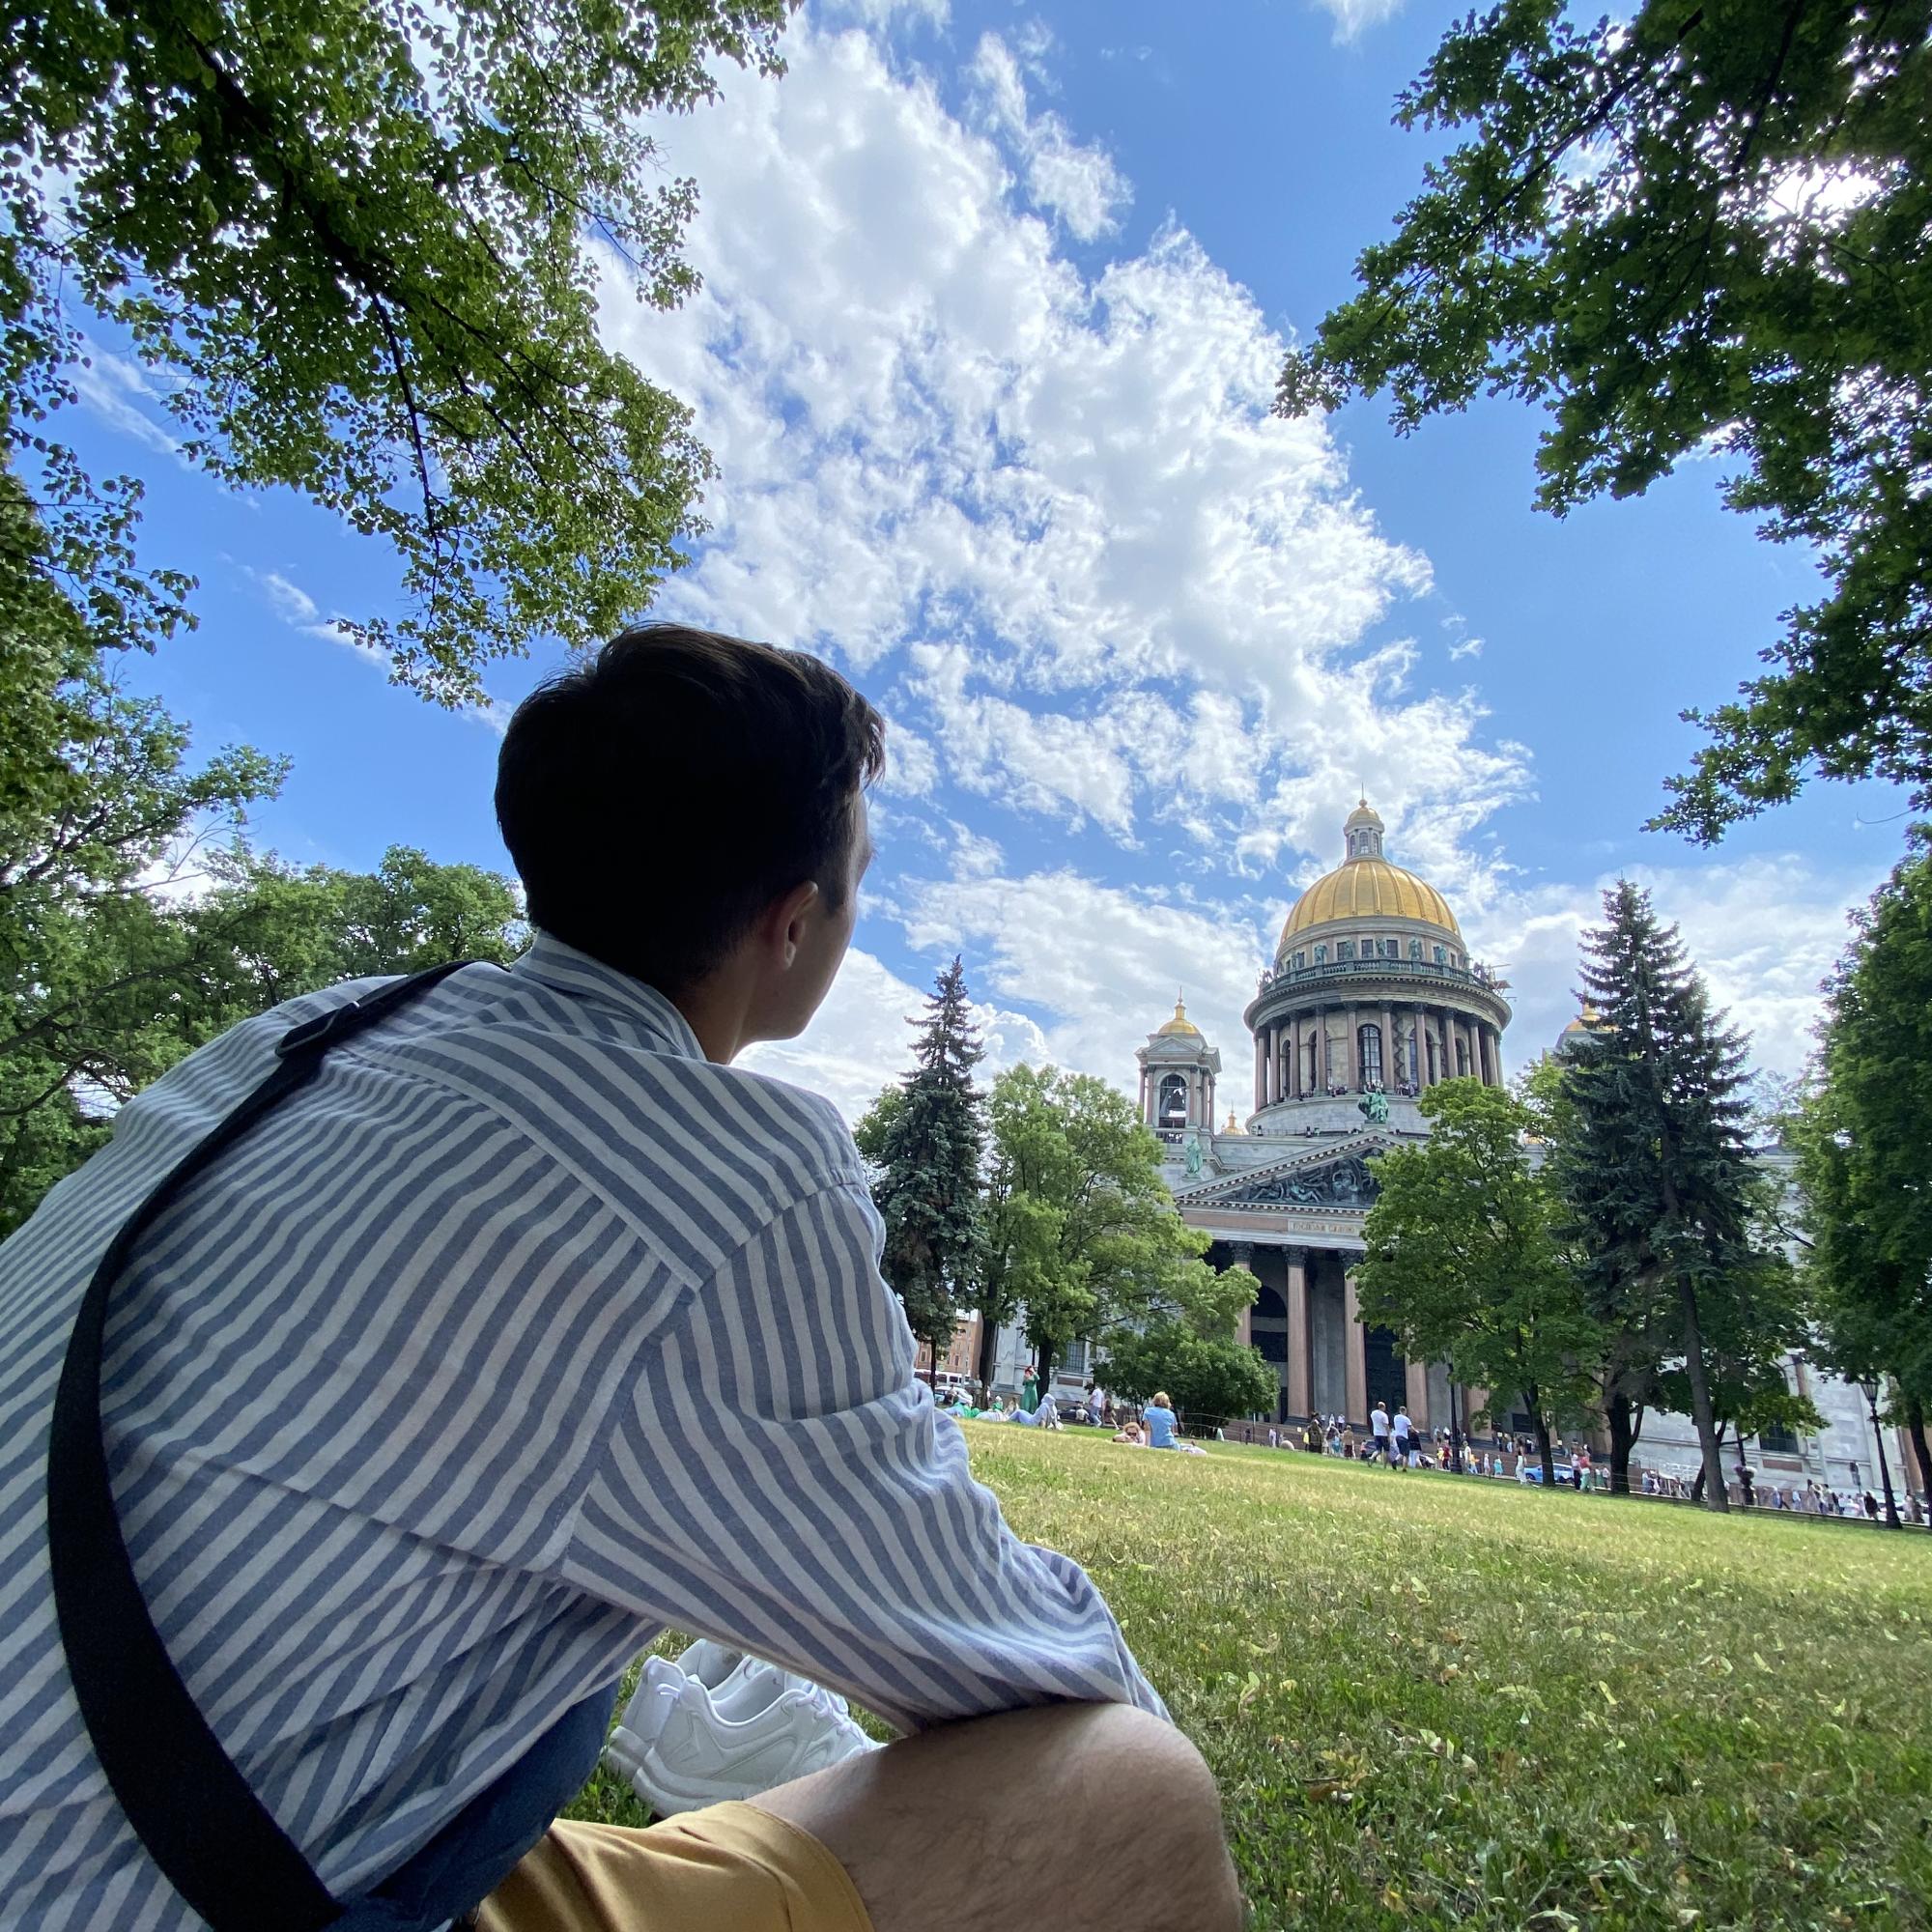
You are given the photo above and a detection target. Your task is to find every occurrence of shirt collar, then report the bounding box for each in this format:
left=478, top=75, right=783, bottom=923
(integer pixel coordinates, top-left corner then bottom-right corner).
left=509, top=930, right=708, bottom=1062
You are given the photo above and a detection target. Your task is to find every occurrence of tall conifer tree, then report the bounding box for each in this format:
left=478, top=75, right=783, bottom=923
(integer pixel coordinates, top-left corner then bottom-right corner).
left=866, top=957, right=986, bottom=1384
left=1554, top=882, right=1778, bottom=1510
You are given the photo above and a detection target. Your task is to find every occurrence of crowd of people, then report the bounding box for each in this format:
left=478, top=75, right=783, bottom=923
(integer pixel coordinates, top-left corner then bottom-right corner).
left=933, top=1380, right=1931, bottom=1522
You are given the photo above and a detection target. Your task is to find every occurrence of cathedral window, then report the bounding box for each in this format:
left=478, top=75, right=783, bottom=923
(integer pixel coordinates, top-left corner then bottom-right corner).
left=1157, top=1073, right=1188, bottom=1128
left=1336, top=940, right=1354, bottom=961
left=1294, top=951, right=1306, bottom=969
left=1357, top=1023, right=1383, bottom=1089
left=1433, top=944, right=1446, bottom=963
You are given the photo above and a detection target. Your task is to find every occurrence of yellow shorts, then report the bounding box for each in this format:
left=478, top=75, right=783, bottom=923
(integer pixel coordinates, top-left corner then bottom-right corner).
left=471, top=1803, right=873, bottom=1932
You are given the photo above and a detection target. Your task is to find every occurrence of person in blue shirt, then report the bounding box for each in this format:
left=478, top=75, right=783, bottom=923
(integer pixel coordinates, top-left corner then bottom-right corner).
left=1144, top=1394, right=1179, bottom=1449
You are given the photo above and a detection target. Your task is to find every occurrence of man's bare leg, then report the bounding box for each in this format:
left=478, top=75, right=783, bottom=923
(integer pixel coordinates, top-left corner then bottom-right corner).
left=753, top=1702, right=1242, bottom=1932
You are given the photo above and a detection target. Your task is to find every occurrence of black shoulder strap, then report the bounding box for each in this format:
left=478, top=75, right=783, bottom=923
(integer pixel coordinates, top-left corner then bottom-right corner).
left=46, top=962, right=477, bottom=1932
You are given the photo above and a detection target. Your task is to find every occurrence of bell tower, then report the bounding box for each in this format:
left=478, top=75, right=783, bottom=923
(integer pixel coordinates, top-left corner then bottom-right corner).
left=1135, top=995, right=1221, bottom=1136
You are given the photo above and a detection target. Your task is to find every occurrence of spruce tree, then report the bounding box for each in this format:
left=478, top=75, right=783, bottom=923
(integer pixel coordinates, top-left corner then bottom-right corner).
left=866, top=957, right=986, bottom=1386
left=1554, top=881, right=1779, bottom=1510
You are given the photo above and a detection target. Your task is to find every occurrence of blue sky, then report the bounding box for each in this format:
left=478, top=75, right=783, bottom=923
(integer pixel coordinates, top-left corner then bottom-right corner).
left=87, top=0, right=1908, bottom=1120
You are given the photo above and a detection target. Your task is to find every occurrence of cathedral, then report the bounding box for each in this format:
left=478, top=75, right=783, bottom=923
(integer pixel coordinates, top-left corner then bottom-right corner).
left=1134, top=799, right=1504, bottom=1431
left=1133, top=801, right=1918, bottom=1501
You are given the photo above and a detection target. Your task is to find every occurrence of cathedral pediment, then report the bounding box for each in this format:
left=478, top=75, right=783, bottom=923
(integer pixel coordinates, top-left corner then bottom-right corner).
left=1179, top=1134, right=1394, bottom=1211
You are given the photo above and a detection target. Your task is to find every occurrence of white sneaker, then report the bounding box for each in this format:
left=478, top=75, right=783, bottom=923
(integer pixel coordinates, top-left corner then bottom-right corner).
left=605, top=1652, right=879, bottom=1816
left=670, top=1639, right=855, bottom=1719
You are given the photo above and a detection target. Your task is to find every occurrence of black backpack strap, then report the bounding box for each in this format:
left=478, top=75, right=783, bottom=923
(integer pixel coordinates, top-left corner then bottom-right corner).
left=47, top=962, right=477, bottom=1932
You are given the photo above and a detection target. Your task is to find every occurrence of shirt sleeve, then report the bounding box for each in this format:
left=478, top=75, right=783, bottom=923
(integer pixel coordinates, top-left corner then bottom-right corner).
left=561, top=1179, right=1169, bottom=1734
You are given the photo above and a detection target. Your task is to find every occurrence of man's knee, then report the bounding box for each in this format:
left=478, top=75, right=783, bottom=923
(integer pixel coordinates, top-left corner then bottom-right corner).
left=1041, top=1706, right=1238, bottom=1919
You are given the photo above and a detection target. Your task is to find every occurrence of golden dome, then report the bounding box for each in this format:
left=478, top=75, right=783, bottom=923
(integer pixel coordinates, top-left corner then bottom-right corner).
left=1155, top=995, right=1202, bottom=1037
left=1561, top=1001, right=1603, bottom=1037
left=1279, top=859, right=1462, bottom=948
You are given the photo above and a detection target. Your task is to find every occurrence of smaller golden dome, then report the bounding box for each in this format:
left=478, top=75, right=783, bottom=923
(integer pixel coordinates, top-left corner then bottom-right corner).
left=1224, top=1109, right=1240, bottom=1134
left=1561, top=1001, right=1603, bottom=1037
left=1155, top=994, right=1202, bottom=1038
left=1345, top=795, right=1384, bottom=831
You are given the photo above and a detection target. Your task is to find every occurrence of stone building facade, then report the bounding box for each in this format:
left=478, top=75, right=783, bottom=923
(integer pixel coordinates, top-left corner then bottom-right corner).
left=1133, top=801, right=1506, bottom=1434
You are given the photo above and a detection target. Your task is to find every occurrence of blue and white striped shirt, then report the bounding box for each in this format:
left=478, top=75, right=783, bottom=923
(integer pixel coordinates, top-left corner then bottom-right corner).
left=0, top=935, right=1164, bottom=1928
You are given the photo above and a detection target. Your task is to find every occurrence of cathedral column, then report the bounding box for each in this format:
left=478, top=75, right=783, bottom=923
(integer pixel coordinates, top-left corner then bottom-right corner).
left=1378, top=1001, right=1394, bottom=1089
left=1343, top=1268, right=1369, bottom=1423
left=1138, top=1065, right=1148, bottom=1122
left=1490, top=1024, right=1505, bottom=1088
left=1253, top=1032, right=1265, bottom=1111
left=1229, top=1241, right=1256, bottom=1349
left=1285, top=1246, right=1312, bottom=1419
left=1272, top=1023, right=1286, bottom=1104
left=1406, top=1356, right=1430, bottom=1431
left=1345, top=1006, right=1360, bottom=1092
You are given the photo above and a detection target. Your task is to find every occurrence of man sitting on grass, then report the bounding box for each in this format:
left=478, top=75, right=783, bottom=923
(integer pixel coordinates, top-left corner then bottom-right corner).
left=0, top=626, right=1240, bottom=1932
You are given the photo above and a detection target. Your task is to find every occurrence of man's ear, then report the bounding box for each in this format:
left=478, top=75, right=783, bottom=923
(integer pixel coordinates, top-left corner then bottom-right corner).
left=770, top=879, right=821, bottom=966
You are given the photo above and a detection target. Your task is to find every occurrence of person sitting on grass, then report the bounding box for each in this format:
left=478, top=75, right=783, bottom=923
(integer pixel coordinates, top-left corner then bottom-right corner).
left=1113, top=1420, right=1146, bottom=1446
left=1144, top=1393, right=1180, bottom=1449
left=0, top=625, right=1240, bottom=1932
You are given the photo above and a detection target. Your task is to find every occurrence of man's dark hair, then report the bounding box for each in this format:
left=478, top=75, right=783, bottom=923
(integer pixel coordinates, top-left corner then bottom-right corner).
left=497, top=624, right=885, bottom=992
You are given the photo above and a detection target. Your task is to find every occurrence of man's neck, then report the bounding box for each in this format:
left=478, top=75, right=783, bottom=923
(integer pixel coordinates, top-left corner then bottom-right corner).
left=667, top=977, right=753, bottom=1064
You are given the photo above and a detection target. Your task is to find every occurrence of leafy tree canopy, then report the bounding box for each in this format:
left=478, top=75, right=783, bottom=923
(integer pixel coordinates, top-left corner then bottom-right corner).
left=1098, top=1319, right=1277, bottom=1430
left=3, top=0, right=790, bottom=701
left=1793, top=850, right=1932, bottom=1420
left=1358, top=1078, right=1601, bottom=1477
left=982, top=1064, right=1237, bottom=1384
left=1276, top=0, right=1932, bottom=839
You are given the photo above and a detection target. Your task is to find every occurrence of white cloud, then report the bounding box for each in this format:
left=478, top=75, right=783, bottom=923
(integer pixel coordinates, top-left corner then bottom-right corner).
left=73, top=350, right=180, bottom=455
left=819, top=0, right=949, bottom=25
left=877, top=716, right=939, bottom=797
left=257, top=571, right=321, bottom=626
left=1463, top=851, right=1888, bottom=1081
left=599, top=15, right=1516, bottom=871
left=1311, top=0, right=1406, bottom=43
left=950, top=822, right=1004, bottom=877
left=740, top=943, right=1050, bottom=1123
left=244, top=565, right=506, bottom=729
left=899, top=867, right=1272, bottom=1099
left=970, top=32, right=1131, bottom=242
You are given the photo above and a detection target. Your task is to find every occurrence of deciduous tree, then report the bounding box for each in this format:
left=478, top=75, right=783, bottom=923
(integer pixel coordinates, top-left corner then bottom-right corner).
left=1358, top=1079, right=1600, bottom=1486
left=980, top=1065, right=1244, bottom=1395
left=1098, top=1320, right=1277, bottom=1434
left=1792, top=851, right=1932, bottom=1495
left=4, top=0, right=790, bottom=701
left=1275, top=0, right=1932, bottom=838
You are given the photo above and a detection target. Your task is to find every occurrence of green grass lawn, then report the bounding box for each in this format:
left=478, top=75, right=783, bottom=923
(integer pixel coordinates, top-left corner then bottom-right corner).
left=567, top=1426, right=1932, bottom=1930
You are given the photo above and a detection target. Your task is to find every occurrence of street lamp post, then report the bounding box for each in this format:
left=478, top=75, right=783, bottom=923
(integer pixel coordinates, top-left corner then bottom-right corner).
left=1859, top=1377, right=1902, bottom=1529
